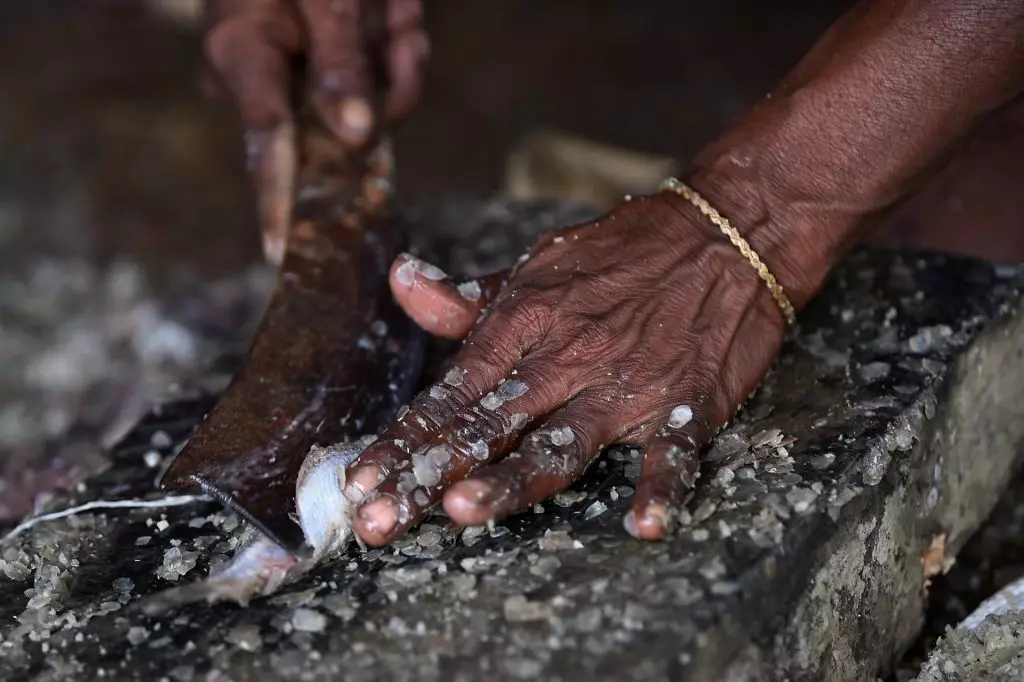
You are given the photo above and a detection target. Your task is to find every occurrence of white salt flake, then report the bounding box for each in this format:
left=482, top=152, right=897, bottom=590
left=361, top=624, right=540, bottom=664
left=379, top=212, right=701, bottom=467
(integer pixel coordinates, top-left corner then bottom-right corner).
left=444, top=367, right=467, bottom=387
left=143, top=450, right=162, bottom=468
left=549, top=426, right=575, bottom=447
left=412, top=455, right=441, bottom=488
left=291, top=608, right=328, bottom=633
left=480, top=392, right=504, bottom=410
left=497, top=380, right=528, bottom=399
left=469, top=440, right=489, bottom=461
left=668, top=405, right=693, bottom=429
left=457, top=281, right=482, bottom=302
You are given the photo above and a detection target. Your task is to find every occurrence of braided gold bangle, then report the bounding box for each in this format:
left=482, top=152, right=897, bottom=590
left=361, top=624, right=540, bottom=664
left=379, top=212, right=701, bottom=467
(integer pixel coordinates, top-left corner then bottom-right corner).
left=659, top=177, right=796, bottom=326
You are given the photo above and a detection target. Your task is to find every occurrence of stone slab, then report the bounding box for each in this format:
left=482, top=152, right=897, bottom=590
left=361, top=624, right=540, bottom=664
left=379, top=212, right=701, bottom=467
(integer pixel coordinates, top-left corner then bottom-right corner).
left=2, top=198, right=1024, bottom=682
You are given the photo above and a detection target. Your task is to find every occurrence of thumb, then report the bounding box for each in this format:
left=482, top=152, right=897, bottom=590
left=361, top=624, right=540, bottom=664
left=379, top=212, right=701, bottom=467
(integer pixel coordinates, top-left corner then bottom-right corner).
left=389, top=253, right=505, bottom=339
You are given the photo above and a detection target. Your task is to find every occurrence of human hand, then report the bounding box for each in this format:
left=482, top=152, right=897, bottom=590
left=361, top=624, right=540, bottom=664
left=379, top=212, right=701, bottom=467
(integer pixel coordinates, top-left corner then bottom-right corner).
left=203, top=0, right=427, bottom=263
left=343, top=190, right=793, bottom=543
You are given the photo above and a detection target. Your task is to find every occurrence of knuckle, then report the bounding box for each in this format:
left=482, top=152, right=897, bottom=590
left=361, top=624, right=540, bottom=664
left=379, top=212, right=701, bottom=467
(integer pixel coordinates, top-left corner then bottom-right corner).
left=501, top=295, right=553, bottom=344
left=551, top=313, right=615, bottom=361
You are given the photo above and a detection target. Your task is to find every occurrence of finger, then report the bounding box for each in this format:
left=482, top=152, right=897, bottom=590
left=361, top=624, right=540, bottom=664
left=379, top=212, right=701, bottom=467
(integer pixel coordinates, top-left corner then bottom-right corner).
left=343, top=309, right=546, bottom=506
left=204, top=2, right=302, bottom=263
left=389, top=254, right=505, bottom=339
left=443, top=394, right=619, bottom=526
left=352, top=359, right=570, bottom=545
left=204, top=3, right=301, bottom=131
left=384, top=0, right=428, bottom=121
left=297, top=0, right=376, bottom=147
left=249, top=123, right=297, bottom=265
left=629, top=403, right=712, bottom=541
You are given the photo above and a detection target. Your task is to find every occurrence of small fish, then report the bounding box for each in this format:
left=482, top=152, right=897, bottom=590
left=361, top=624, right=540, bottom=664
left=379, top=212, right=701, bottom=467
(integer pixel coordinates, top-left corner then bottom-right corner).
left=139, top=526, right=311, bottom=615
left=295, top=439, right=375, bottom=562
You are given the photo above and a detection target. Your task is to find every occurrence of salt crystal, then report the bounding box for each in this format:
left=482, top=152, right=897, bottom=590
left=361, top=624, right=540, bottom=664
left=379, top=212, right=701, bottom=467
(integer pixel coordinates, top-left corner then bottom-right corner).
left=668, top=405, right=693, bottom=429
left=444, top=367, right=467, bottom=387
left=583, top=500, right=607, bottom=520
left=112, top=577, right=134, bottom=594
left=461, top=526, right=485, bottom=547
left=497, top=380, right=528, bottom=399
left=126, top=626, right=149, bottom=645
left=480, top=392, right=504, bottom=410
left=428, top=385, right=450, bottom=401
left=150, top=431, right=172, bottom=448
left=786, top=487, right=819, bottom=514
left=416, top=528, right=442, bottom=547
left=155, top=519, right=170, bottom=532
left=549, top=426, right=575, bottom=446
left=412, top=454, right=441, bottom=488
left=713, top=468, right=735, bottom=487
left=371, top=320, right=388, bottom=337
left=469, top=440, right=489, bottom=461
left=291, top=608, right=328, bottom=633
left=503, top=595, right=553, bottom=622
left=538, top=529, right=578, bottom=551
left=507, top=412, right=529, bottom=434
left=553, top=490, right=586, bottom=508
left=426, top=444, right=452, bottom=467
left=413, top=489, right=430, bottom=507
left=457, top=281, right=482, bottom=302
left=397, top=471, right=419, bottom=493
left=225, top=624, right=262, bottom=652
left=143, top=450, right=162, bottom=468
left=529, top=555, right=561, bottom=578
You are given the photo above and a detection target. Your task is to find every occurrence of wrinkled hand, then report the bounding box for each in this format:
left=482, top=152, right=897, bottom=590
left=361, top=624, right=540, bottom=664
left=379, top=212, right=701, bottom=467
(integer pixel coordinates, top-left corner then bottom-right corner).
left=203, top=0, right=427, bottom=263
left=345, top=191, right=788, bottom=543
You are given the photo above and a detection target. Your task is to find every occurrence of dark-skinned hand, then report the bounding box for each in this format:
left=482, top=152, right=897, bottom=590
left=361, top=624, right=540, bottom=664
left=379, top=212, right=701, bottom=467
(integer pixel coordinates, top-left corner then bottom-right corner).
left=343, top=192, right=788, bottom=542
left=203, top=0, right=426, bottom=263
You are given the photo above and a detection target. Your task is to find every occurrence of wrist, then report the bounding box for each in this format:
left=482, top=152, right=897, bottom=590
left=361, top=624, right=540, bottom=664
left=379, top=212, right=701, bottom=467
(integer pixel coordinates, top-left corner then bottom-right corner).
left=681, top=139, right=860, bottom=312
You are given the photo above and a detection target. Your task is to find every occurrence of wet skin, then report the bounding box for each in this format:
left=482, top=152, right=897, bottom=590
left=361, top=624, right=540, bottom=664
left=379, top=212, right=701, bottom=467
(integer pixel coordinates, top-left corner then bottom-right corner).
left=205, top=0, right=1024, bottom=543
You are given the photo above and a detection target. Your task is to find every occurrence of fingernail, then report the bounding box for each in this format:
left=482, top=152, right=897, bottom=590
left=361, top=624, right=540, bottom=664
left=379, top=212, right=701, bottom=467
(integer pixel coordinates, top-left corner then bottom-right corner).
left=444, top=480, right=497, bottom=525
left=357, top=496, right=398, bottom=538
left=460, top=479, right=495, bottom=506
left=247, top=123, right=296, bottom=266
left=261, top=232, right=286, bottom=267
left=339, top=97, right=373, bottom=144
left=395, top=253, right=447, bottom=286
left=632, top=504, right=673, bottom=541
left=344, top=465, right=385, bottom=503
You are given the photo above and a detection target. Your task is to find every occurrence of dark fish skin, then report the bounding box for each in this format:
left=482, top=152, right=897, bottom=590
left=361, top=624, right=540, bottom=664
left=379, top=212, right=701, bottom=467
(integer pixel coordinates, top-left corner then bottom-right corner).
left=160, top=130, right=426, bottom=554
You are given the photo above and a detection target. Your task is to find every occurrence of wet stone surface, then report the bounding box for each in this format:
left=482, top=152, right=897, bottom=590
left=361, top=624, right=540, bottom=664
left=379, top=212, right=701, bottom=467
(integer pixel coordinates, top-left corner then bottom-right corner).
left=2, top=199, right=1024, bottom=682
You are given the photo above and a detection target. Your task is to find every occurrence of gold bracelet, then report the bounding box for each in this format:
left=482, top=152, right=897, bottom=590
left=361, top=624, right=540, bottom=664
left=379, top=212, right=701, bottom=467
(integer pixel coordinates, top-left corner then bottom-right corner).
left=659, top=177, right=796, bottom=326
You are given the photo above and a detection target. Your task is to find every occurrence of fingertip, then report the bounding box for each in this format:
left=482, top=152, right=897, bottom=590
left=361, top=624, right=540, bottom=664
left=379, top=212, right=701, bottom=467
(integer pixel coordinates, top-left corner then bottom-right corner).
left=354, top=495, right=400, bottom=547
left=249, top=122, right=296, bottom=266
left=388, top=255, right=480, bottom=339
left=443, top=480, right=495, bottom=526
left=322, top=95, right=374, bottom=147
left=627, top=504, right=672, bottom=541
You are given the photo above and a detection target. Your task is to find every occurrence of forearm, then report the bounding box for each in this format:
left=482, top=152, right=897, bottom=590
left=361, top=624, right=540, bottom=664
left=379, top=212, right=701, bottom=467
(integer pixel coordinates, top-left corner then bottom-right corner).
left=686, top=0, right=1024, bottom=308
